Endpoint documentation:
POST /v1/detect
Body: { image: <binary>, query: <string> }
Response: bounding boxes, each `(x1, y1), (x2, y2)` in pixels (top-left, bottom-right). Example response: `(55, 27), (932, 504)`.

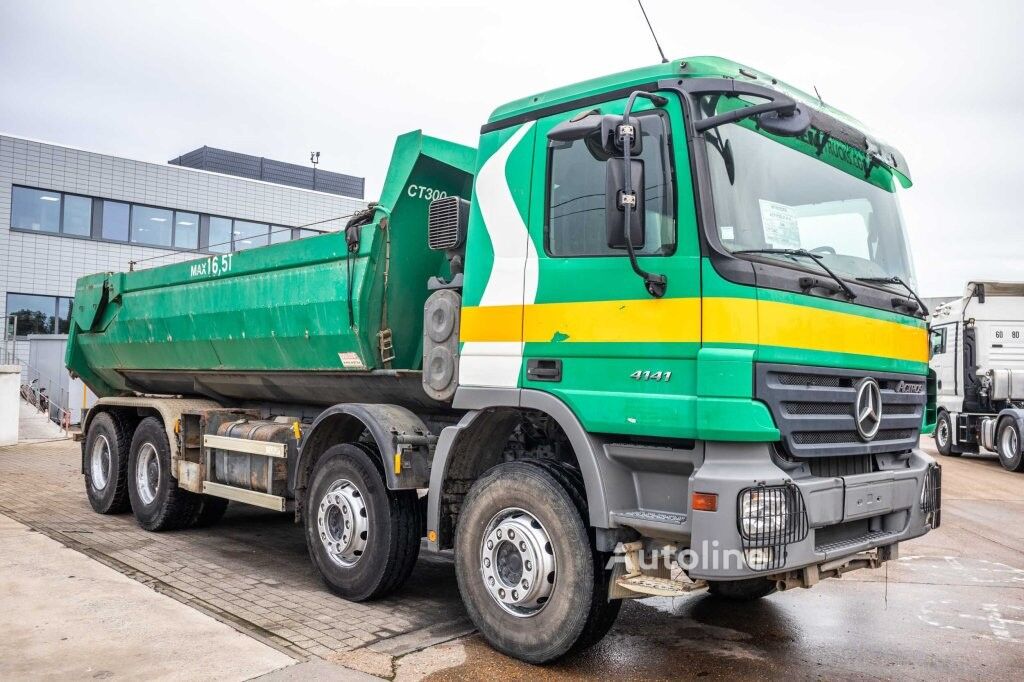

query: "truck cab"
(931, 281), (1024, 470)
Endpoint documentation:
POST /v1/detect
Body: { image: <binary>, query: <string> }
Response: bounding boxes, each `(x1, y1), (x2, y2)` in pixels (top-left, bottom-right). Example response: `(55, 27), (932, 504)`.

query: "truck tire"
(189, 496), (230, 528)
(708, 578), (777, 601)
(84, 411), (134, 514)
(454, 460), (621, 664)
(935, 411), (960, 456)
(304, 443), (421, 601)
(996, 418), (1024, 472)
(128, 417), (198, 531)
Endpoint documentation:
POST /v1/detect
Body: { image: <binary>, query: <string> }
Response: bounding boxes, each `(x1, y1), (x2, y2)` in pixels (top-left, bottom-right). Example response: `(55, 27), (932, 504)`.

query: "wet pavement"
(1, 436), (1021, 680)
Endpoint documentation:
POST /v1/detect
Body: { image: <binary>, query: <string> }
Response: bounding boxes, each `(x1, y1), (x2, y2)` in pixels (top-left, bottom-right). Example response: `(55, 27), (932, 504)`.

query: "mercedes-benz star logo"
(855, 377), (883, 441)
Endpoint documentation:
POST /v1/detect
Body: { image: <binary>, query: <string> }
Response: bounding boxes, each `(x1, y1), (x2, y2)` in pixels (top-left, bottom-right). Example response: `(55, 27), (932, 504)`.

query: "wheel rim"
(936, 419), (949, 448)
(135, 442), (160, 505)
(90, 435), (111, 490)
(479, 507), (557, 618)
(1000, 425), (1018, 460)
(317, 479), (369, 568)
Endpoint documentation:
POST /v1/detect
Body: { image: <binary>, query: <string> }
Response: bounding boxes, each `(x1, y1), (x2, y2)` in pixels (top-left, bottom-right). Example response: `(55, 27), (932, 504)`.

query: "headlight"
(744, 547), (774, 571)
(739, 488), (789, 539)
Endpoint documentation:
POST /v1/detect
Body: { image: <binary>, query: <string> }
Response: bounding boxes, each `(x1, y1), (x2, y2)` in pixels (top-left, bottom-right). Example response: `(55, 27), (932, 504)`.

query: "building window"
(270, 225), (291, 244)
(5, 293), (74, 337)
(208, 216), (232, 253)
(102, 200), (130, 241)
(546, 110), (675, 257)
(9, 185), (324, 254)
(131, 205), (173, 247)
(11, 187), (61, 232)
(233, 221), (269, 251)
(62, 194), (93, 236)
(174, 211), (199, 249)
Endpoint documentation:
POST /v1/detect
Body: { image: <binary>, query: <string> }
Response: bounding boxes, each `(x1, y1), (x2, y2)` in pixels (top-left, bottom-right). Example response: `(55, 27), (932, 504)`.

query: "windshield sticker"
(720, 225), (735, 241)
(758, 199), (800, 249)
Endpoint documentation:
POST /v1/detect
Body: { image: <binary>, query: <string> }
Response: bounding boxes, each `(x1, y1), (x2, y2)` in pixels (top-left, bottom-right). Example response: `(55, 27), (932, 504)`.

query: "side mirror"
(605, 158), (645, 250)
(547, 114), (642, 155)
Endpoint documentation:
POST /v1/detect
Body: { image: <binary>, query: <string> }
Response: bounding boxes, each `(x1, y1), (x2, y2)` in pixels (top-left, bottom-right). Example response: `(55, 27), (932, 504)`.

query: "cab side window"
(930, 327), (947, 356)
(546, 111), (675, 257)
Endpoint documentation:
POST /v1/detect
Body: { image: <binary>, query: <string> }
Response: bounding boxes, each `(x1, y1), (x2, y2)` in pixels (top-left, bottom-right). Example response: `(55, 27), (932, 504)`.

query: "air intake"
(427, 196), (469, 251)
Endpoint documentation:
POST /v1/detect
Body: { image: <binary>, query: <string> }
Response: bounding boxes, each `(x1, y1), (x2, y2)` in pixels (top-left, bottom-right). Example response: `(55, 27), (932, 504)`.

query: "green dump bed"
(66, 132), (476, 408)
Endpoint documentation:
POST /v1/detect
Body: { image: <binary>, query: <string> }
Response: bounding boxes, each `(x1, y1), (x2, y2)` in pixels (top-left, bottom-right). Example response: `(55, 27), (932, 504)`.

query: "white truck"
(930, 281), (1024, 471)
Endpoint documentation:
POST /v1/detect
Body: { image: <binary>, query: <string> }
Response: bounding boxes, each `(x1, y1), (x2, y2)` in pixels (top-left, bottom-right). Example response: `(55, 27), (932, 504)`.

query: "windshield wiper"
(856, 276), (929, 316)
(733, 248), (857, 301)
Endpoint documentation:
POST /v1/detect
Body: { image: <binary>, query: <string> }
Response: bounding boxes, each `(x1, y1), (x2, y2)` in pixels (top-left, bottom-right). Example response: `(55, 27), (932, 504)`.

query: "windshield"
(704, 115), (916, 288)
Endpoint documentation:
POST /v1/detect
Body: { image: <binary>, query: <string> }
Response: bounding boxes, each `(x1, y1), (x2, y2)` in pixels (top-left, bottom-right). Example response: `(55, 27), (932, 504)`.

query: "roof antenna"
(813, 85), (824, 103)
(637, 1), (669, 64)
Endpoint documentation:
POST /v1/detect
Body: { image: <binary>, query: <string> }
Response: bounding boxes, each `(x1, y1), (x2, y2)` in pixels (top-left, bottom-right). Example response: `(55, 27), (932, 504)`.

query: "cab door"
(521, 92), (702, 439)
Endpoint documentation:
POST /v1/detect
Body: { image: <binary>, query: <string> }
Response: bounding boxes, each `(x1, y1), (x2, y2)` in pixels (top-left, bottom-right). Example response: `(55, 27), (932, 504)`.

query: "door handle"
(527, 358), (562, 382)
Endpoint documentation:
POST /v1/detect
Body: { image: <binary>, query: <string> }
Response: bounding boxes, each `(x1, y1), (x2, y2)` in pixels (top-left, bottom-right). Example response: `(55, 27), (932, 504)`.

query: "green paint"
(68, 56), (926, 452)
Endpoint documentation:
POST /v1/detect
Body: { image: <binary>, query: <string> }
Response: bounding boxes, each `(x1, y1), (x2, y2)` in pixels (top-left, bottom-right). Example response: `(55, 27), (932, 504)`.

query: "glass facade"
(11, 187), (61, 233)
(9, 185), (326, 253)
(62, 194), (92, 236)
(174, 212), (199, 249)
(6, 292), (74, 336)
(101, 200), (130, 241)
(130, 205), (174, 247)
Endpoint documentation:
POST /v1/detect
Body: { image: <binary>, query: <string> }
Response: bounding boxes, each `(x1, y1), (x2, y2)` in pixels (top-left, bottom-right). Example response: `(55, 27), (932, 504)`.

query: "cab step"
(615, 574), (708, 598)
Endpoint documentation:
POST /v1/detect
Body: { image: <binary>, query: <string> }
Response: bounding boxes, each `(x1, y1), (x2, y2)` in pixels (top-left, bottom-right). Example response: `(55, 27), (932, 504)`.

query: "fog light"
(739, 489), (788, 538)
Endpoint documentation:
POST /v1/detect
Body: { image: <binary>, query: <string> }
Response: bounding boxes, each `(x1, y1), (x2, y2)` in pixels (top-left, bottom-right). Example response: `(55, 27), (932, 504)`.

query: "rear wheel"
(84, 412), (134, 514)
(304, 443), (420, 601)
(997, 418), (1024, 472)
(128, 417), (198, 531)
(454, 460), (620, 664)
(708, 578), (777, 601)
(935, 411), (960, 457)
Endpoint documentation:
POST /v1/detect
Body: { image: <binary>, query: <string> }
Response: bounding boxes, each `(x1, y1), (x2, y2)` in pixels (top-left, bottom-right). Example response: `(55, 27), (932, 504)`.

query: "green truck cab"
(68, 57), (940, 663)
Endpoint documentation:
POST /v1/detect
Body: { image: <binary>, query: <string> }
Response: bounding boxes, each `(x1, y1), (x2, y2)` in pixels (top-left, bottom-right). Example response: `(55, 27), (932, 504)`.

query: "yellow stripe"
(461, 297), (927, 363)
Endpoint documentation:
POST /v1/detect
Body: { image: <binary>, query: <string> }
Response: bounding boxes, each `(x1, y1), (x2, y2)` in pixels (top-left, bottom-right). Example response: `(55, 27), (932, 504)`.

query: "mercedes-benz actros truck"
(66, 56), (941, 663)
(931, 281), (1024, 472)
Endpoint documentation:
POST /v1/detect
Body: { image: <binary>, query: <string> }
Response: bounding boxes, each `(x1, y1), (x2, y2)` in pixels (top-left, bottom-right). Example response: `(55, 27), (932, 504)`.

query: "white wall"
(0, 365), (19, 445)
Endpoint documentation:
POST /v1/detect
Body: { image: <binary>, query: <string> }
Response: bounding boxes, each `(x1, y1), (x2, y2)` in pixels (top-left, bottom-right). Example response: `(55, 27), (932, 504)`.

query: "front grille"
(792, 429), (914, 445)
(756, 363), (926, 458)
(801, 454), (873, 477)
(736, 483), (809, 571)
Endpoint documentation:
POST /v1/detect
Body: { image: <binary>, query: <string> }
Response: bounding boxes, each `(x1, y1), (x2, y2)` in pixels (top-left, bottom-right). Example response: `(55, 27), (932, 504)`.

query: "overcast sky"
(1, 0), (1020, 297)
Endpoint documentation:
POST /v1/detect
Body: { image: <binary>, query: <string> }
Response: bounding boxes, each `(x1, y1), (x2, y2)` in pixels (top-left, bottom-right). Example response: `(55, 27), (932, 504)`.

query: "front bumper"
(685, 442), (940, 581)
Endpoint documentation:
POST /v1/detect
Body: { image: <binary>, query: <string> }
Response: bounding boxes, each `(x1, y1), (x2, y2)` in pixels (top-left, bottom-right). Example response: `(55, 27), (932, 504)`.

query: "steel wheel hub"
(479, 508), (556, 617)
(91, 435), (111, 490)
(317, 479), (368, 568)
(135, 442), (159, 505)
(937, 420), (948, 447)
(1001, 426), (1018, 460)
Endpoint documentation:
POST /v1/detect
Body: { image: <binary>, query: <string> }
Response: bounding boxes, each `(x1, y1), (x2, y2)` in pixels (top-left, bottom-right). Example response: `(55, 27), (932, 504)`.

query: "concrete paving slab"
(0, 513), (297, 681)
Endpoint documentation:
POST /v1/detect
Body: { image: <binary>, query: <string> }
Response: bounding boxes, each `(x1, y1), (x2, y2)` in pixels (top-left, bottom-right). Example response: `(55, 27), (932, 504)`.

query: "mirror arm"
(620, 91), (668, 298)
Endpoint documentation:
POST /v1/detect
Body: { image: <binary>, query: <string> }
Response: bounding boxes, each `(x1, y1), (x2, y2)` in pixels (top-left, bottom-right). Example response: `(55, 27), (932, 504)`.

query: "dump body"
(66, 132), (476, 407)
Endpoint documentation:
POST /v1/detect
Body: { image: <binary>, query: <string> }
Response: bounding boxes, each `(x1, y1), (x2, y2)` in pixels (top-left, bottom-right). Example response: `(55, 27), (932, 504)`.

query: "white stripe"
(459, 122), (534, 388)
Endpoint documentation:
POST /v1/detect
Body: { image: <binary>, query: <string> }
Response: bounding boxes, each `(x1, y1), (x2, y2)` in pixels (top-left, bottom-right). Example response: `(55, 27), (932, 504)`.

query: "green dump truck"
(68, 56), (941, 663)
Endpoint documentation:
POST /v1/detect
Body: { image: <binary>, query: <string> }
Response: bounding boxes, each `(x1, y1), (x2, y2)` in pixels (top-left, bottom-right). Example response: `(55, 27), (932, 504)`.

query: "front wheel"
(997, 418), (1024, 472)
(304, 443), (421, 601)
(935, 411), (960, 457)
(454, 460), (620, 664)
